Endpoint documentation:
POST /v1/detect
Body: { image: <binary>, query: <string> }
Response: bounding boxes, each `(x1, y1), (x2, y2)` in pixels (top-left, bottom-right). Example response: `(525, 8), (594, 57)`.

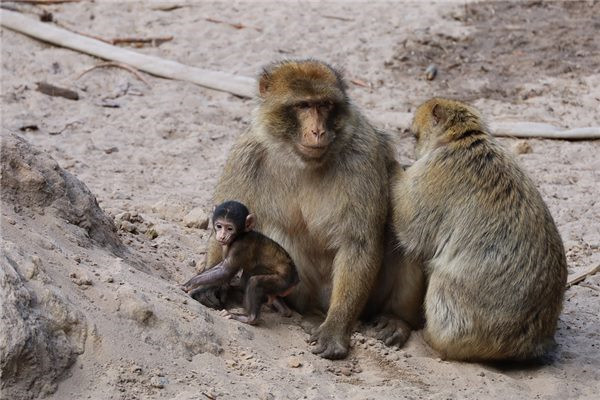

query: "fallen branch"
(76, 61), (150, 86)
(205, 17), (262, 32)
(112, 36), (173, 46)
(8, 0), (81, 4)
(490, 122), (600, 140)
(350, 78), (370, 88)
(1, 9), (256, 98)
(567, 264), (600, 288)
(322, 15), (354, 22)
(36, 81), (79, 100)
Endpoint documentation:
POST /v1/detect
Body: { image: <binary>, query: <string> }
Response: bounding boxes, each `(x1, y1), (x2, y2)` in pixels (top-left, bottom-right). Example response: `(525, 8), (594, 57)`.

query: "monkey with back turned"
(181, 201), (299, 325)
(392, 98), (567, 361)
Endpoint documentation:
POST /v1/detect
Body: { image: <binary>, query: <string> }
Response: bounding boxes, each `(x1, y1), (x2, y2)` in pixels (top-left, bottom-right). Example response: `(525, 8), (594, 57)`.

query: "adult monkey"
(200, 59), (422, 359)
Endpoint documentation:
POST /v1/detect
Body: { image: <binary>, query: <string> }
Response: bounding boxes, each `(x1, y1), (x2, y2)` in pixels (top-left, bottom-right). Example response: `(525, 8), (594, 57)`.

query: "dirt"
(1, 1), (599, 399)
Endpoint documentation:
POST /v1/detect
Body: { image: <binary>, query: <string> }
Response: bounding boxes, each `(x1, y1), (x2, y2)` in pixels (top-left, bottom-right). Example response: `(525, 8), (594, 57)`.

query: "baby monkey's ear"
(245, 213), (256, 232)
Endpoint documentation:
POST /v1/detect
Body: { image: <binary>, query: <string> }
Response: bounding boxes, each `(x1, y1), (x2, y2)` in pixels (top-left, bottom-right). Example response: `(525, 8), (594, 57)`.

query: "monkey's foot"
(364, 315), (411, 347)
(309, 324), (349, 360)
(219, 309), (258, 325)
(179, 284), (190, 293)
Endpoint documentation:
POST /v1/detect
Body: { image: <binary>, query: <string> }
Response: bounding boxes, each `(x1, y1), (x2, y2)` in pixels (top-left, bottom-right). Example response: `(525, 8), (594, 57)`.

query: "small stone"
(403, 353), (412, 358)
(425, 64), (438, 80)
(106, 276), (114, 283)
(150, 376), (167, 388)
(119, 220), (137, 233)
(513, 141), (532, 155)
(478, 371), (486, 377)
(340, 367), (352, 376)
(287, 356), (302, 368)
(183, 207), (209, 229)
(187, 259), (196, 268)
(104, 146), (119, 154)
(145, 228), (158, 239)
(130, 365), (142, 374)
(74, 256), (81, 264)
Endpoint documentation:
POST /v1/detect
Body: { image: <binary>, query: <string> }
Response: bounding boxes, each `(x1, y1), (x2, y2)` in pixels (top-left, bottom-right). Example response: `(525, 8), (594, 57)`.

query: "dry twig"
(567, 264), (600, 288)
(112, 36), (173, 46)
(8, 0), (81, 4)
(36, 81), (79, 100)
(322, 14), (354, 22)
(205, 17), (262, 32)
(350, 78), (370, 88)
(76, 61), (150, 86)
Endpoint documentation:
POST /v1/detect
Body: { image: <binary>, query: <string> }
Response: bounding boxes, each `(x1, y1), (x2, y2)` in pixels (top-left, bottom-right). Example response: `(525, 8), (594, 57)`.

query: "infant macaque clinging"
(181, 201), (299, 325)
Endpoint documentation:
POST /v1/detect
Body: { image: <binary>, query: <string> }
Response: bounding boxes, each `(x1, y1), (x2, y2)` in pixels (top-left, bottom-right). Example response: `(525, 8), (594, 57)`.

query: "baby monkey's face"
(214, 218), (239, 246)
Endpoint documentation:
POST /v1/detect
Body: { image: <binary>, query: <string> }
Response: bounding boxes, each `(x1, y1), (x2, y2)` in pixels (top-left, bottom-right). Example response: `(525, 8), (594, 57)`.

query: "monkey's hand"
(309, 322), (349, 360)
(364, 315), (411, 347)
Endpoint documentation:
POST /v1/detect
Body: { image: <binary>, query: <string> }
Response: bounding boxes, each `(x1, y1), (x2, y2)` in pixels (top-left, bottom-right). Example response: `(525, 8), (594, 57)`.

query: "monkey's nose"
(312, 130), (325, 138)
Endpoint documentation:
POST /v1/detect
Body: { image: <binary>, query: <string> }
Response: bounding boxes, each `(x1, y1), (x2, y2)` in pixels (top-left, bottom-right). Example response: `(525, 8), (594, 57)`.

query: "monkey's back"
(411, 136), (567, 359)
(232, 231), (299, 287)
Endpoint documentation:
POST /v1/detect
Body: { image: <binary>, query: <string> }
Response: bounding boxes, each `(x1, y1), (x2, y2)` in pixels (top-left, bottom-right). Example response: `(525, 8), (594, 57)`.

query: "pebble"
(150, 376), (168, 389)
(340, 367), (352, 376)
(183, 207), (209, 229)
(513, 141), (532, 154)
(425, 64), (438, 80)
(287, 356), (302, 368)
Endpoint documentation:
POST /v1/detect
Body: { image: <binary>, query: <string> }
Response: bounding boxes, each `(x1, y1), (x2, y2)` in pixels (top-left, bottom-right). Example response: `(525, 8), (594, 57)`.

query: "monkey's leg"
(311, 246), (380, 360)
(269, 297), (292, 317)
(241, 275), (290, 325)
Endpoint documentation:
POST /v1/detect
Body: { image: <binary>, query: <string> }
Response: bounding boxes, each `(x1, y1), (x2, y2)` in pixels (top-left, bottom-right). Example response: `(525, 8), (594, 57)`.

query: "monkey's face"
(293, 100), (336, 160)
(214, 218), (239, 246)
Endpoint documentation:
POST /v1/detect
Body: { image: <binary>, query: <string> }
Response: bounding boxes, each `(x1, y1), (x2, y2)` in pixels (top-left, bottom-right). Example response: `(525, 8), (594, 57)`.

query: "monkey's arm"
(182, 260), (239, 293)
(311, 239), (381, 359)
(204, 235), (224, 271)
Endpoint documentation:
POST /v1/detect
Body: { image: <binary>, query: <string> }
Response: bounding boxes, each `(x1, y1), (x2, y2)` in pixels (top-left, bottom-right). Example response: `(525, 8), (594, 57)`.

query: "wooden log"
(0, 9), (256, 98)
(490, 122), (600, 140)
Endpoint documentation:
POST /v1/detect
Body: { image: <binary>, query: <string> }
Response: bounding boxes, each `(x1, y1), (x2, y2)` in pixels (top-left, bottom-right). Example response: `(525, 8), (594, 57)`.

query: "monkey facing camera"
(201, 59), (422, 359)
(181, 201), (298, 325)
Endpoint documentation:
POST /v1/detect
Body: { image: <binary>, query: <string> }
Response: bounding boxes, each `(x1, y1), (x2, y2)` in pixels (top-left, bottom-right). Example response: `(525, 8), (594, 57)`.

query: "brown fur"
(181, 201), (298, 325)
(202, 59), (420, 358)
(392, 98), (568, 361)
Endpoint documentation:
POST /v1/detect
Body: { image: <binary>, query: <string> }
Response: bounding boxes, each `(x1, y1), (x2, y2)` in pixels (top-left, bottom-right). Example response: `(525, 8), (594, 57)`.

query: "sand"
(1, 1), (599, 399)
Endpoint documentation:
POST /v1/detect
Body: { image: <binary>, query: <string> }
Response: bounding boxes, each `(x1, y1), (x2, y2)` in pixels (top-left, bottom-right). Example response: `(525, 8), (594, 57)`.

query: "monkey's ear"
(431, 103), (447, 125)
(258, 70), (272, 96)
(245, 213), (256, 232)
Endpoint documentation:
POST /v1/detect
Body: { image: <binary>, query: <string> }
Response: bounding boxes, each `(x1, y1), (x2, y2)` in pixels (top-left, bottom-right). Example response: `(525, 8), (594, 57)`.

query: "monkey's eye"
(227, 227), (233, 231)
(321, 101), (334, 110)
(296, 101), (311, 109)
(216, 224), (222, 229)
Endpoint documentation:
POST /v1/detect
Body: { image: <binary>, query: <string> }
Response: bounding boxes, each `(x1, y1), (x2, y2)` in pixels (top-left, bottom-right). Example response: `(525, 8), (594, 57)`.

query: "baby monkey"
(181, 201), (299, 325)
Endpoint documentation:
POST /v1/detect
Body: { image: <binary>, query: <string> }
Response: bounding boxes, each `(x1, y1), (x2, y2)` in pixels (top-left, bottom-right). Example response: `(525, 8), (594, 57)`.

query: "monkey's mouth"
(297, 143), (328, 158)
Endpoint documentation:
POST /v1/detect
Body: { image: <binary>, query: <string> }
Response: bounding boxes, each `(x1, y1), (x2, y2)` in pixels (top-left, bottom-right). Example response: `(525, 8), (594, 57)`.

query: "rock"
(150, 376), (168, 389)
(0, 249), (87, 400)
(145, 228), (158, 239)
(183, 207), (209, 229)
(513, 141), (533, 154)
(287, 356), (302, 368)
(152, 197), (187, 221)
(117, 287), (154, 325)
(340, 367), (352, 376)
(0, 133), (123, 253)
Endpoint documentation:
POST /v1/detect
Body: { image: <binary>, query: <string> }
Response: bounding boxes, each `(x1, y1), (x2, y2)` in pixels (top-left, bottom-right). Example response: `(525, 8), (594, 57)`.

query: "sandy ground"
(1, 1), (599, 399)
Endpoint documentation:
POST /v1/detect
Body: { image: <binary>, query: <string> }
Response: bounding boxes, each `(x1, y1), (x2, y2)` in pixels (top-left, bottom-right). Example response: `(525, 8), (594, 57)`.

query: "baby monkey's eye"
(227, 227), (233, 231)
(296, 101), (311, 109)
(216, 224), (222, 229)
